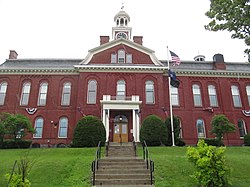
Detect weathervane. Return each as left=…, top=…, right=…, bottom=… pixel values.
left=121, top=0, right=124, bottom=10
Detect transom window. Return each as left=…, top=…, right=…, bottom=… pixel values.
left=0, top=82, right=8, bottom=105
left=196, top=119, right=206, bottom=138
left=145, top=81, right=155, bottom=104
left=192, top=84, right=202, bottom=106
left=58, top=117, right=68, bottom=138
left=87, top=80, right=97, bottom=104
left=37, top=82, right=48, bottom=106
left=61, top=82, right=71, bottom=106
left=33, top=117, right=44, bottom=138
left=208, top=85, right=218, bottom=107
left=116, top=80, right=126, bottom=100
left=231, top=85, right=242, bottom=107
left=171, top=86, right=179, bottom=106
left=238, top=119, right=247, bottom=138
left=20, top=82, right=31, bottom=106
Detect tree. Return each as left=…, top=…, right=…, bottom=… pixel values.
left=211, top=115, right=236, bottom=144
left=139, top=115, right=168, bottom=146
left=205, top=0, right=250, bottom=59
left=1, top=113, right=34, bottom=142
left=0, top=112, right=11, bottom=144
left=72, top=115, right=106, bottom=147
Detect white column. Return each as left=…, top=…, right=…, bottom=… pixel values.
left=136, top=111, right=140, bottom=142
left=132, top=109, right=136, bottom=141
left=103, top=109, right=109, bottom=142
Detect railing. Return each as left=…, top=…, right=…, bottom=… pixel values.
left=91, top=141, right=102, bottom=186
left=142, top=140, right=154, bottom=185
left=106, top=138, right=109, bottom=157
left=132, top=136, right=137, bottom=157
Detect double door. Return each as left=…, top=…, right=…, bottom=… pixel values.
left=113, top=123, right=128, bottom=142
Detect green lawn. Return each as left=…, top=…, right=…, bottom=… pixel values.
left=1, top=146, right=250, bottom=187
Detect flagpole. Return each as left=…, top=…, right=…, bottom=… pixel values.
left=167, top=46, right=175, bottom=147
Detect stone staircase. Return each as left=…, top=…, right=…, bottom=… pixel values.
left=92, top=142, right=154, bottom=187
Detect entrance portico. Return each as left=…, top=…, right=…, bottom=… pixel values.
left=101, top=95, right=142, bottom=142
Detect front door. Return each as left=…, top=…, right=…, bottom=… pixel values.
left=113, top=123, right=128, bottom=142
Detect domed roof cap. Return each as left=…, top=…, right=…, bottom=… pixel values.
left=114, top=10, right=130, bottom=21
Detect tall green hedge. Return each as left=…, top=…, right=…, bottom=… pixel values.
left=72, top=115, right=106, bottom=147
left=139, top=115, right=168, bottom=146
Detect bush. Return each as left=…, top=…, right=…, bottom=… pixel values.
left=1, top=140, right=32, bottom=149
left=244, top=134, right=250, bottom=146
left=140, top=115, right=167, bottom=146
left=203, top=138, right=224, bottom=146
left=187, top=140, right=231, bottom=187
left=72, top=115, right=106, bottom=147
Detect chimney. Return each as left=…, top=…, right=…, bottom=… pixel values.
left=133, top=36, right=143, bottom=45
left=100, top=36, right=109, bottom=45
left=213, top=54, right=226, bottom=70
left=9, top=50, right=18, bottom=59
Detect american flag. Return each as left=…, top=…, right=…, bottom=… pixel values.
left=170, top=51, right=181, bottom=66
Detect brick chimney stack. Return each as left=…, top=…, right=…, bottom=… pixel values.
left=100, top=36, right=110, bottom=45
left=9, top=50, right=18, bottom=59
left=133, top=36, right=143, bottom=45
left=213, top=54, right=226, bottom=70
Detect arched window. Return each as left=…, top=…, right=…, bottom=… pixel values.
left=116, top=80, right=126, bottom=100
left=171, top=86, right=179, bottom=106
left=196, top=119, right=206, bottom=138
left=208, top=85, right=218, bottom=107
left=87, top=80, right=97, bottom=104
left=246, top=86, right=250, bottom=106
left=61, top=82, right=71, bottom=106
left=33, top=117, right=44, bottom=138
left=238, top=119, right=247, bottom=138
left=0, top=82, right=8, bottom=105
left=192, top=84, right=202, bottom=106
left=38, top=82, right=48, bottom=106
left=118, top=49, right=125, bottom=63
left=20, top=82, right=31, bottom=106
left=145, top=80, right=155, bottom=104
left=58, top=117, right=68, bottom=138
left=231, top=85, right=242, bottom=107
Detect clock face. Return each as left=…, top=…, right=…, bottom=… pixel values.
left=116, top=32, right=127, bottom=39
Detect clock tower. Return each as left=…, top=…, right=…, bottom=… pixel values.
left=112, top=8, right=132, bottom=40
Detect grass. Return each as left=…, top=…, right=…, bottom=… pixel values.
left=0, top=146, right=250, bottom=187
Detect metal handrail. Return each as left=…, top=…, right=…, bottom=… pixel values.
left=132, top=136, right=137, bottom=157
left=142, top=140, right=154, bottom=185
left=91, top=141, right=101, bottom=186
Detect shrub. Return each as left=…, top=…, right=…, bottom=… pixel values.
left=165, top=116, right=185, bottom=146
left=203, top=138, right=224, bottom=146
left=72, top=115, right=106, bottom=147
left=187, top=140, right=231, bottom=187
left=244, top=134, right=250, bottom=146
left=139, top=115, right=167, bottom=146
left=1, top=140, right=32, bottom=149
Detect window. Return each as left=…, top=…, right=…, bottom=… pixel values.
left=196, top=119, right=206, bottom=138
left=20, top=82, right=31, bottom=106
left=246, top=86, right=250, bottom=106
left=208, top=85, right=218, bottom=107
left=87, top=80, right=97, bottom=104
left=145, top=81, right=155, bottom=104
left=171, top=86, right=179, bottom=106
left=0, top=82, right=7, bottom=105
left=231, top=85, right=242, bottom=107
left=111, top=54, right=117, bottom=63
left=61, top=82, right=71, bottom=106
left=58, top=117, right=68, bottom=138
left=118, top=50, right=125, bottom=63
left=33, top=117, right=44, bottom=138
left=116, top=80, right=126, bottom=100
left=38, top=82, right=48, bottom=106
left=238, top=119, right=247, bottom=138
left=126, top=54, right=132, bottom=63
left=192, top=84, right=202, bottom=106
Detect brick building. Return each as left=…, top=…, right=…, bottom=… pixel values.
left=0, top=10, right=249, bottom=147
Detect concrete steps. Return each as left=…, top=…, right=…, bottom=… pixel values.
left=92, top=142, right=154, bottom=186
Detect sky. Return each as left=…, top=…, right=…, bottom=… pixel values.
left=0, top=0, right=248, bottom=64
